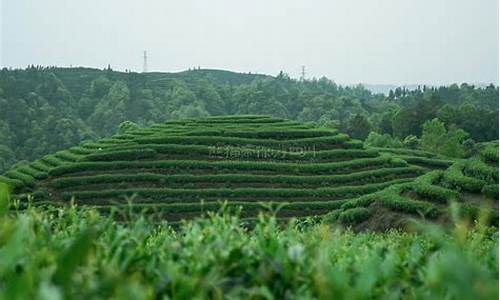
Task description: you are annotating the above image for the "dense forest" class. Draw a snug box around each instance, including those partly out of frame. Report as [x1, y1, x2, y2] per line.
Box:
[0, 66, 498, 172]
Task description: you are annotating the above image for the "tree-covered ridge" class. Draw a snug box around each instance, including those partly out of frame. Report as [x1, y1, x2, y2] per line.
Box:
[0, 66, 497, 172]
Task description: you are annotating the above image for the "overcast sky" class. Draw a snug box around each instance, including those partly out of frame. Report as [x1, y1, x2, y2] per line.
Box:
[1, 0, 498, 85]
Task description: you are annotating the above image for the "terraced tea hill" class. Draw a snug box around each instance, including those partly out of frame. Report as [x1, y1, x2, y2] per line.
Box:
[0, 115, 429, 221]
[326, 143, 499, 230]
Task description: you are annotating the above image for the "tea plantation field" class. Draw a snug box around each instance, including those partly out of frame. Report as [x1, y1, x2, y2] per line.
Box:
[0, 115, 497, 230]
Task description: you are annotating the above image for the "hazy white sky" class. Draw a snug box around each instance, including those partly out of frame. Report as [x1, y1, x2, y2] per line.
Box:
[1, 0, 498, 84]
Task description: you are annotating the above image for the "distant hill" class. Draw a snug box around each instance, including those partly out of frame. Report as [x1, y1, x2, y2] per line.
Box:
[46, 67, 271, 100]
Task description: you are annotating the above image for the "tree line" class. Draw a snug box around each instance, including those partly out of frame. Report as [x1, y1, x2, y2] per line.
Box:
[0, 66, 497, 172]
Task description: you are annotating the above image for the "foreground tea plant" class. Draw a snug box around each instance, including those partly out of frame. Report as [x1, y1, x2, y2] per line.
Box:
[0, 195, 497, 299]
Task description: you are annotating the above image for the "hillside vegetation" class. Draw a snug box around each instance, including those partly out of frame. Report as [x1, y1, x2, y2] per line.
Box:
[0, 198, 497, 299]
[0, 67, 497, 173]
[325, 143, 499, 230]
[0, 116, 425, 220]
[3, 115, 495, 230]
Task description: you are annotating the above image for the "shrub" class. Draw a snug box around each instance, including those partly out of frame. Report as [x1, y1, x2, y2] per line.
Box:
[54, 150, 82, 162]
[442, 163, 485, 193]
[379, 196, 439, 219]
[4, 170, 35, 188]
[30, 161, 52, 172]
[61, 178, 413, 201]
[396, 155, 453, 169]
[462, 159, 498, 184]
[84, 149, 157, 162]
[411, 183, 460, 204]
[134, 135, 352, 150]
[482, 184, 499, 199]
[49, 156, 400, 177]
[50, 166, 422, 189]
[479, 145, 499, 164]
[339, 207, 372, 224]
[364, 132, 402, 148]
[17, 166, 48, 180]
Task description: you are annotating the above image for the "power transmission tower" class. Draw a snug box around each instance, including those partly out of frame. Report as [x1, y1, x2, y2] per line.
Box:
[300, 65, 306, 81]
[142, 51, 148, 73]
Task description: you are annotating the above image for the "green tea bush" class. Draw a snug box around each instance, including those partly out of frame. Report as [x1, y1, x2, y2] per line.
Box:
[379, 195, 439, 218]
[442, 164, 485, 192]
[373, 147, 439, 158]
[0, 203, 496, 299]
[68, 146, 95, 155]
[395, 155, 453, 169]
[412, 183, 460, 204]
[183, 129, 338, 139]
[49, 156, 400, 177]
[134, 135, 352, 150]
[4, 170, 35, 187]
[0, 176, 24, 190]
[463, 159, 498, 183]
[85, 149, 157, 162]
[480, 145, 499, 164]
[482, 184, 499, 199]
[30, 160, 52, 172]
[340, 193, 378, 209]
[50, 166, 422, 189]
[17, 166, 47, 180]
[41, 154, 66, 167]
[61, 178, 412, 201]
[99, 143, 379, 162]
[338, 207, 372, 224]
[54, 150, 82, 162]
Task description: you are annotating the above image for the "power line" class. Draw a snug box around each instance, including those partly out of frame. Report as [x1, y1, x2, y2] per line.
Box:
[300, 65, 306, 81]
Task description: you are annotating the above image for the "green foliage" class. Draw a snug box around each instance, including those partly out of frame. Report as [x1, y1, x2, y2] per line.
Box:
[85, 149, 157, 162]
[482, 184, 499, 199]
[442, 163, 486, 193]
[134, 134, 353, 150]
[420, 118, 470, 158]
[480, 144, 499, 164]
[402, 135, 419, 149]
[0, 67, 497, 174]
[61, 178, 412, 202]
[89, 143, 379, 162]
[50, 167, 423, 189]
[379, 195, 439, 218]
[393, 155, 453, 169]
[0, 182, 9, 216]
[49, 156, 403, 177]
[0, 205, 497, 299]
[2, 114, 497, 230]
[462, 159, 498, 184]
[338, 207, 372, 224]
[118, 121, 141, 134]
[412, 182, 460, 204]
[420, 118, 447, 152]
[364, 132, 402, 148]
